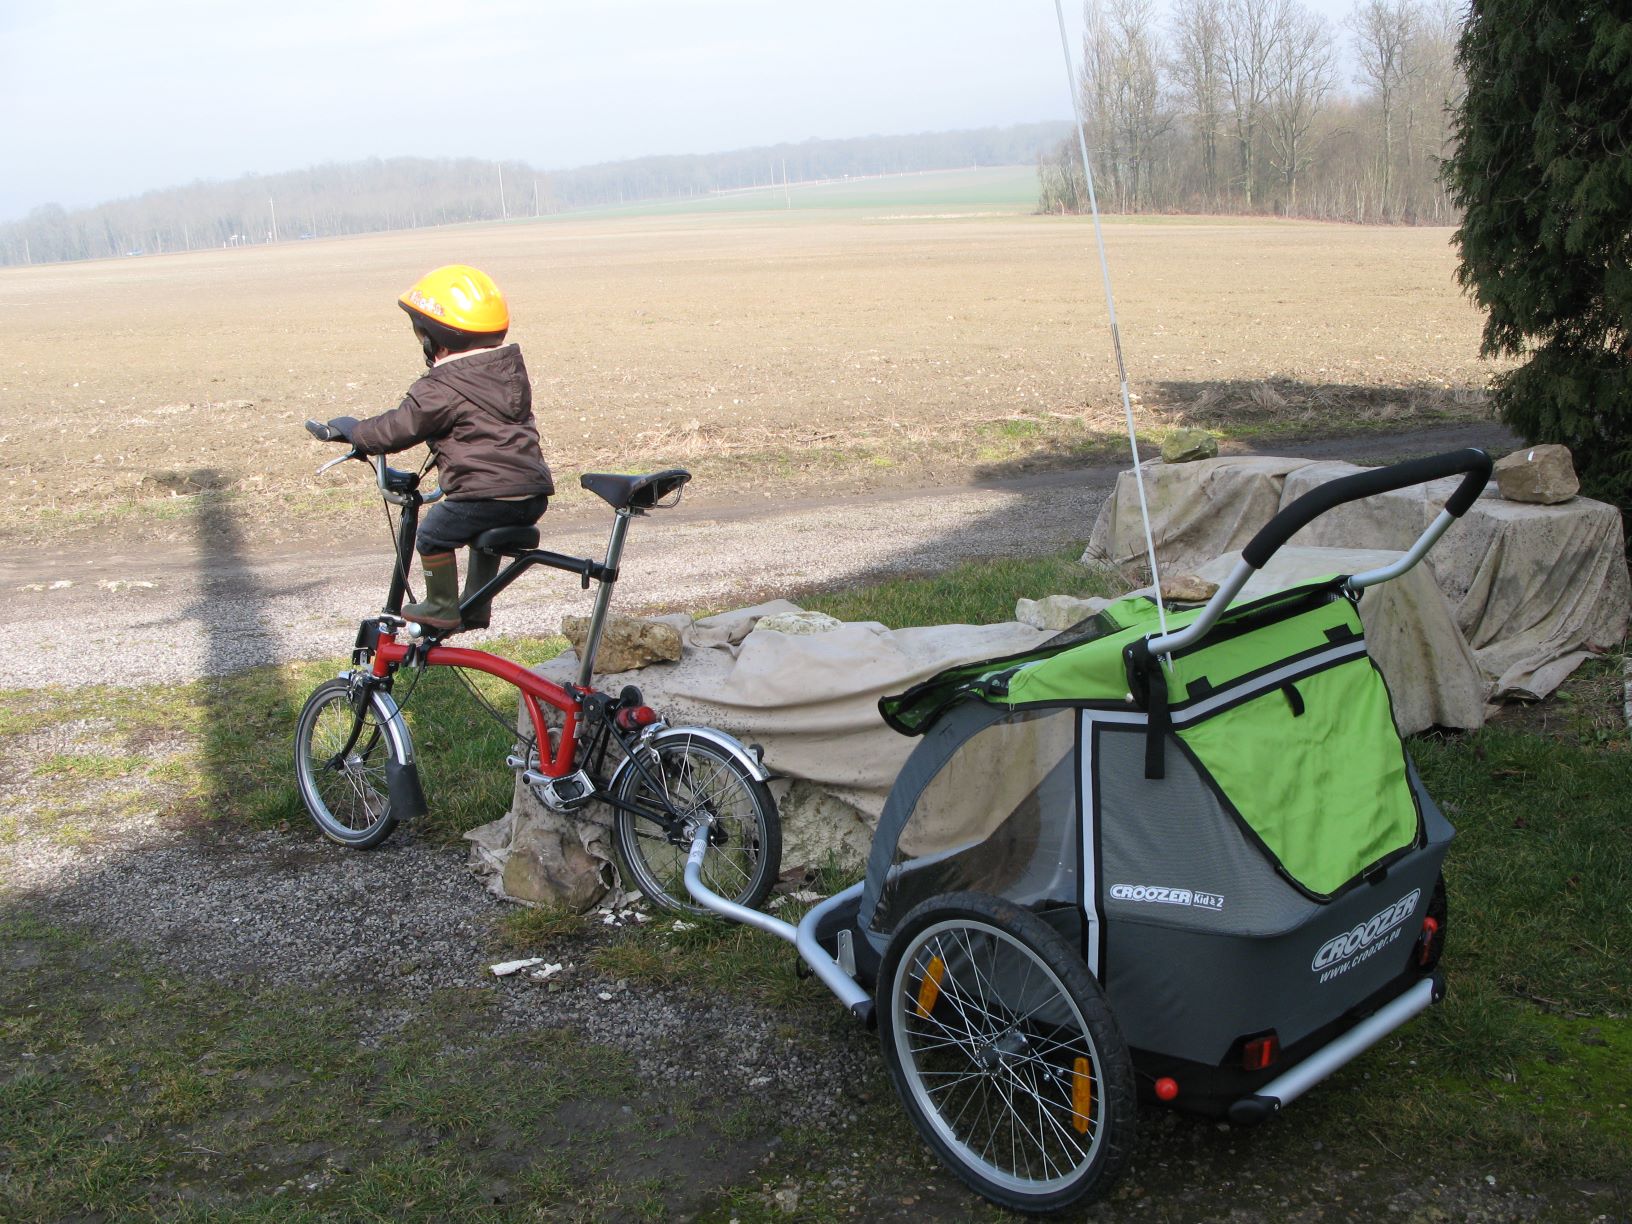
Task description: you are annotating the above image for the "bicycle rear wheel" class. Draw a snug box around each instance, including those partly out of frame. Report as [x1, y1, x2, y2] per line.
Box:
[294, 678, 405, 849]
[611, 735, 779, 914]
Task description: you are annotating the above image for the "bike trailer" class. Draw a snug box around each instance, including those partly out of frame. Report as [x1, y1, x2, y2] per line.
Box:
[864, 573, 1451, 1112]
[687, 450, 1488, 1213]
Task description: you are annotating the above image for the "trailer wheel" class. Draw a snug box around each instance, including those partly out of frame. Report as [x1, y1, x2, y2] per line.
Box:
[876, 891, 1136, 1214]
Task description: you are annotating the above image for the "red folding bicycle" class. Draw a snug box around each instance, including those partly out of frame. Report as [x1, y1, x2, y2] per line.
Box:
[293, 420, 781, 914]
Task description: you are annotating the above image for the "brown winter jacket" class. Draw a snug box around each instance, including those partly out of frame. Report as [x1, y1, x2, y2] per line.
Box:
[349, 345, 555, 499]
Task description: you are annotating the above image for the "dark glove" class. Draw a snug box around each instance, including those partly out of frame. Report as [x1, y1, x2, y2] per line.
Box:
[326, 415, 360, 442]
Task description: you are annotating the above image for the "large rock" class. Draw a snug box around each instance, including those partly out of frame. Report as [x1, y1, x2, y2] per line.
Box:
[1161, 428, 1220, 463]
[755, 610, 843, 636]
[1161, 573, 1220, 603]
[1015, 594, 1111, 630]
[1494, 444, 1579, 504]
[499, 816, 608, 912]
[560, 614, 683, 674]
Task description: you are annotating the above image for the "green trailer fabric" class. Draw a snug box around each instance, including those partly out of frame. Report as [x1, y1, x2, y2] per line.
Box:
[879, 576, 1421, 900]
[1176, 655, 1419, 896]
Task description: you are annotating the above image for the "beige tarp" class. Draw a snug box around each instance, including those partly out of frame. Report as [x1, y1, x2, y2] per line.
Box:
[467, 602, 1051, 906]
[1085, 456, 1630, 705]
[1279, 462, 1631, 699]
[1083, 456, 1312, 572]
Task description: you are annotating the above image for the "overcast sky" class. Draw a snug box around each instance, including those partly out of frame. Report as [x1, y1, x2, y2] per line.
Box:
[0, 0, 1362, 224]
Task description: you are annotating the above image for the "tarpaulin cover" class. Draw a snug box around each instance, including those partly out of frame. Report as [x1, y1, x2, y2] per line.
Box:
[1086, 456, 1630, 705]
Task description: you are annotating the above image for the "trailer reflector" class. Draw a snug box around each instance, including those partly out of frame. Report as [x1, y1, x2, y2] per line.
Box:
[1071, 1057, 1093, 1132]
[914, 956, 946, 1018]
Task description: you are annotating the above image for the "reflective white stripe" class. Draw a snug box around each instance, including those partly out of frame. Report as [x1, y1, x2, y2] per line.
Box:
[1079, 716, 1103, 976]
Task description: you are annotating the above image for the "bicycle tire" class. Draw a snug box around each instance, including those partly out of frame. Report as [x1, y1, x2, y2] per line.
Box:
[611, 734, 780, 914]
[876, 891, 1137, 1214]
[294, 678, 405, 849]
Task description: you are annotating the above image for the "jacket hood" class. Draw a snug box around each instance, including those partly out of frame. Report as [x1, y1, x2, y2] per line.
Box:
[428, 344, 531, 422]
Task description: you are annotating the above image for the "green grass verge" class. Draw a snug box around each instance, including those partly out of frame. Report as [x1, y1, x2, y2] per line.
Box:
[0, 634, 569, 851]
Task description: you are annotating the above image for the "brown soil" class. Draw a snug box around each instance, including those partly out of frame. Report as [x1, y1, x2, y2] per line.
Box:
[0, 212, 1499, 547]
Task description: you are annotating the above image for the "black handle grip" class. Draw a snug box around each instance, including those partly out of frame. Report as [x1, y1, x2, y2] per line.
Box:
[305, 418, 342, 442]
[1240, 448, 1493, 570]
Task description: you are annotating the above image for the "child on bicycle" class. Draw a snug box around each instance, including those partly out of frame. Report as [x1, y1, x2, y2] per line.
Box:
[327, 264, 554, 632]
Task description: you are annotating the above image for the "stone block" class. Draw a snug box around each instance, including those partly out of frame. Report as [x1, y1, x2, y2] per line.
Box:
[1494, 444, 1579, 504]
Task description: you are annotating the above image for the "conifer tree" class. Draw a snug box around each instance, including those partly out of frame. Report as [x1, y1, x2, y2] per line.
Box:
[1445, 2, 1632, 510]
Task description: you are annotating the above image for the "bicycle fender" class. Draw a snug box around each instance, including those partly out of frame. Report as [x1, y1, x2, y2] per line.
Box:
[360, 685, 417, 765]
[387, 760, 428, 822]
[619, 725, 774, 785]
[364, 686, 427, 821]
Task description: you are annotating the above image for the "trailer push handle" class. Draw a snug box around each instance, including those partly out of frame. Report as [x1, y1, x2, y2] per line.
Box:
[1142, 448, 1493, 660]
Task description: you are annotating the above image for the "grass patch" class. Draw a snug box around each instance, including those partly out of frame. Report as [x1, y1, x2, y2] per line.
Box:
[493, 903, 588, 951]
[0, 912, 739, 1220]
[0, 633, 569, 851]
[801, 547, 1125, 628]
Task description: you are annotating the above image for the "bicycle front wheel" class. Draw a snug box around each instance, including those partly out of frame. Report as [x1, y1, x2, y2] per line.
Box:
[611, 735, 780, 914]
[294, 678, 405, 849]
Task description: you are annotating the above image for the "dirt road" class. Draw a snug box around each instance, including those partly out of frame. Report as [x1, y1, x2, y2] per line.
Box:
[2, 423, 1512, 689]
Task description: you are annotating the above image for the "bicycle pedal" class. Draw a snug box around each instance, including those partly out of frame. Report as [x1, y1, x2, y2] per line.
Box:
[526, 769, 596, 813]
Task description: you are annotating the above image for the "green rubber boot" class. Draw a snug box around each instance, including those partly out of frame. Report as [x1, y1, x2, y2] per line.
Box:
[461, 548, 501, 630]
[402, 551, 462, 632]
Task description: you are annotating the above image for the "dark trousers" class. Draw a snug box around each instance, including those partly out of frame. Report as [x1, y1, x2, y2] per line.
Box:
[417, 495, 548, 555]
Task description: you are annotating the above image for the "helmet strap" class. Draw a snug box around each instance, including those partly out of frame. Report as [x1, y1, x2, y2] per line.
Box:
[414, 324, 439, 368]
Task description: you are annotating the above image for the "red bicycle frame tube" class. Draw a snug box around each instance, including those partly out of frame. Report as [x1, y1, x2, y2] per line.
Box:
[373, 639, 582, 778]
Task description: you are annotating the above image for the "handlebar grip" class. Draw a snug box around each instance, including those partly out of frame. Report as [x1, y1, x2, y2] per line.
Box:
[1240, 448, 1493, 570]
[305, 418, 342, 442]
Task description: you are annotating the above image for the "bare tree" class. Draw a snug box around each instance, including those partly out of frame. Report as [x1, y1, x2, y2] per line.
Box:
[1265, 3, 1338, 212]
[1169, 0, 1228, 206]
[1219, 0, 1292, 211]
[1399, 0, 1464, 220]
[1097, 0, 1174, 210]
[1350, 0, 1419, 218]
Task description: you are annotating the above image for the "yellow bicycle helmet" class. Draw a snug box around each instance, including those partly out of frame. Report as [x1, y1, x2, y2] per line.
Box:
[399, 264, 509, 365]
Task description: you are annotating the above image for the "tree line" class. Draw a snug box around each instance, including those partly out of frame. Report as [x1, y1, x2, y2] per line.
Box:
[1041, 0, 1465, 223]
[0, 123, 1069, 268]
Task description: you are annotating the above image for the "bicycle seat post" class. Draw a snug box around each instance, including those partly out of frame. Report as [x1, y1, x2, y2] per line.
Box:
[575, 508, 632, 688]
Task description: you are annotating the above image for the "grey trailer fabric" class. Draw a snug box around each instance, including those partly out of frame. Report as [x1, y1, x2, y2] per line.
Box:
[860, 705, 1081, 952]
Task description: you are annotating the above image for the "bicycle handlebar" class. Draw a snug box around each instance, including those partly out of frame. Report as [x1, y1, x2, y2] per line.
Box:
[304, 419, 442, 506]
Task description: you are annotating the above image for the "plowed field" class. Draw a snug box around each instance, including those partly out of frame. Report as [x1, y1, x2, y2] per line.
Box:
[0, 208, 1497, 545]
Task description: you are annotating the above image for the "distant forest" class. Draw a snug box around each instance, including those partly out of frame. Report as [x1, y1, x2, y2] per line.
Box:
[1042, 0, 1464, 223]
[0, 123, 1069, 268]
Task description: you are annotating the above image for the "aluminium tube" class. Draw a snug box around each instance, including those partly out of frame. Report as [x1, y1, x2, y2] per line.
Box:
[576, 509, 631, 688]
[683, 827, 871, 1016]
[1228, 976, 1440, 1124]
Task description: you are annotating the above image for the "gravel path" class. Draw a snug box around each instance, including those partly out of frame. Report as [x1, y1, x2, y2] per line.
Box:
[2, 422, 1514, 690]
[5, 467, 1117, 689]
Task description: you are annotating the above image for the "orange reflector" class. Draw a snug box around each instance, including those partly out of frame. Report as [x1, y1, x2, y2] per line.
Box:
[1071, 1057, 1093, 1133]
[914, 957, 946, 1018]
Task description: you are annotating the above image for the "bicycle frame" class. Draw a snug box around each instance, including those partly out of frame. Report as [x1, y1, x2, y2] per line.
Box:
[370, 638, 584, 779]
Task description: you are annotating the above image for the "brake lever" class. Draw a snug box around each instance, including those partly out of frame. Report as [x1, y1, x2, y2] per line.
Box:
[317, 449, 362, 476]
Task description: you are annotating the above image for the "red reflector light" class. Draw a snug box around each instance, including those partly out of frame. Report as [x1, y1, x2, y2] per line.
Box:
[1154, 1077, 1179, 1102]
[1417, 915, 1441, 967]
[1242, 1034, 1280, 1072]
[616, 705, 660, 731]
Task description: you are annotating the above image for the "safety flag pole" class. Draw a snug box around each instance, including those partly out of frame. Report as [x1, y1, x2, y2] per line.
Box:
[1052, 0, 1168, 640]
